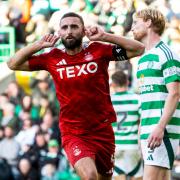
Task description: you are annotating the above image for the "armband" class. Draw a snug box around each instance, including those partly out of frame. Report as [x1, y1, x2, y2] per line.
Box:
[112, 45, 128, 61]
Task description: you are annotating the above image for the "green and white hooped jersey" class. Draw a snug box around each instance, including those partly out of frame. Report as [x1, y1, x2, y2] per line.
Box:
[137, 41, 180, 140]
[111, 91, 140, 150]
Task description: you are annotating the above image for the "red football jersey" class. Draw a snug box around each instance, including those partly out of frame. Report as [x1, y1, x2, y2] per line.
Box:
[29, 42, 116, 135]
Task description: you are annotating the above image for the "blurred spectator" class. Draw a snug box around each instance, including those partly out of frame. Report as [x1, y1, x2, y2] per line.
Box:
[163, 16, 180, 54]
[6, 81, 25, 106]
[8, 6, 26, 44]
[0, 126, 20, 179]
[123, 1, 136, 35]
[18, 158, 39, 180]
[0, 127, 4, 141]
[18, 111, 31, 124]
[0, 158, 14, 180]
[18, 131, 48, 178]
[15, 95, 40, 123]
[33, 131, 48, 168]
[25, 14, 49, 43]
[0, 1, 10, 26]
[39, 95, 52, 118]
[48, 0, 69, 33]
[115, 60, 133, 87]
[34, 131, 48, 152]
[0, 103, 19, 132]
[41, 163, 59, 180]
[0, 126, 20, 165]
[167, 0, 180, 20]
[0, 93, 9, 121]
[15, 118, 39, 150]
[39, 111, 60, 143]
[30, 0, 51, 18]
[40, 139, 62, 179]
[0, 93, 9, 109]
[18, 143, 39, 172]
[31, 77, 55, 108]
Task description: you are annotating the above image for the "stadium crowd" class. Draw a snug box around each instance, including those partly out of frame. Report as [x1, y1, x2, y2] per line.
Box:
[0, 0, 179, 180]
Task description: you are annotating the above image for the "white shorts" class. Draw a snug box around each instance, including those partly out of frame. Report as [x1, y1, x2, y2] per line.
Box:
[113, 150, 143, 178]
[141, 138, 179, 169]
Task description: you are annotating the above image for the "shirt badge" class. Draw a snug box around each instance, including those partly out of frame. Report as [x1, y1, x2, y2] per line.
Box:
[84, 52, 93, 61]
[73, 146, 81, 156]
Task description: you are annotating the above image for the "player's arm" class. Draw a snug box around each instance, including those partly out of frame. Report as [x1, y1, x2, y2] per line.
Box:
[7, 34, 59, 71]
[85, 26, 145, 59]
[148, 82, 180, 149]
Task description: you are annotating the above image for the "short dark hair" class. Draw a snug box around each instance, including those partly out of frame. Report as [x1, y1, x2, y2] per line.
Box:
[60, 12, 84, 26]
[111, 70, 128, 87]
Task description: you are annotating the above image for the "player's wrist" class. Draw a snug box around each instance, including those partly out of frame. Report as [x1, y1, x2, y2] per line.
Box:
[157, 122, 166, 130]
[101, 32, 109, 42]
[102, 33, 118, 44]
[33, 41, 44, 51]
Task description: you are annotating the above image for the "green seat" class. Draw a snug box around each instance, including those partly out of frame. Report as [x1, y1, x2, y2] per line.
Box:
[0, 27, 15, 62]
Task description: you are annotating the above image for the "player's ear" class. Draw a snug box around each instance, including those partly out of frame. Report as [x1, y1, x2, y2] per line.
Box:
[57, 29, 61, 38]
[146, 19, 152, 28]
[82, 27, 86, 37]
[110, 82, 116, 88]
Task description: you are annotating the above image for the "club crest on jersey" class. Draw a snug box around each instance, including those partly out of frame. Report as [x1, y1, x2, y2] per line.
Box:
[139, 74, 144, 86]
[84, 52, 93, 61]
[73, 146, 81, 156]
[147, 61, 154, 69]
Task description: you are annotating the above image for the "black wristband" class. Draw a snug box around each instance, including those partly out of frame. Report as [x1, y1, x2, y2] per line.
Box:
[112, 45, 128, 61]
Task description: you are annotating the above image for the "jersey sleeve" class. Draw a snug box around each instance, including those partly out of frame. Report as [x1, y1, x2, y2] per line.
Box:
[28, 49, 55, 71]
[98, 43, 115, 61]
[162, 54, 180, 84]
[99, 43, 128, 61]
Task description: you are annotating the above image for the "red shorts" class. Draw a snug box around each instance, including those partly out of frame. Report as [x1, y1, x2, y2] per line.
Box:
[62, 124, 115, 176]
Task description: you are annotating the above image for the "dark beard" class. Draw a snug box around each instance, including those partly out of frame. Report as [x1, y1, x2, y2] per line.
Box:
[61, 38, 82, 50]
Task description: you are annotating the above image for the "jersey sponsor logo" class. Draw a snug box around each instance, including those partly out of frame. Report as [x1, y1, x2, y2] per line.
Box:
[56, 62, 98, 79]
[56, 59, 67, 66]
[138, 74, 154, 93]
[140, 85, 154, 93]
[72, 146, 81, 156]
[163, 66, 179, 77]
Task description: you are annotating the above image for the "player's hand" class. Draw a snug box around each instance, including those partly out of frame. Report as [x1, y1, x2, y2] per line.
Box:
[37, 34, 59, 49]
[85, 26, 105, 41]
[147, 125, 164, 150]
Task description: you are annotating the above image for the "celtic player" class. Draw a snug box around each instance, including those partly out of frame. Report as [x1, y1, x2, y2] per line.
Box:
[132, 8, 180, 180]
[111, 70, 143, 180]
